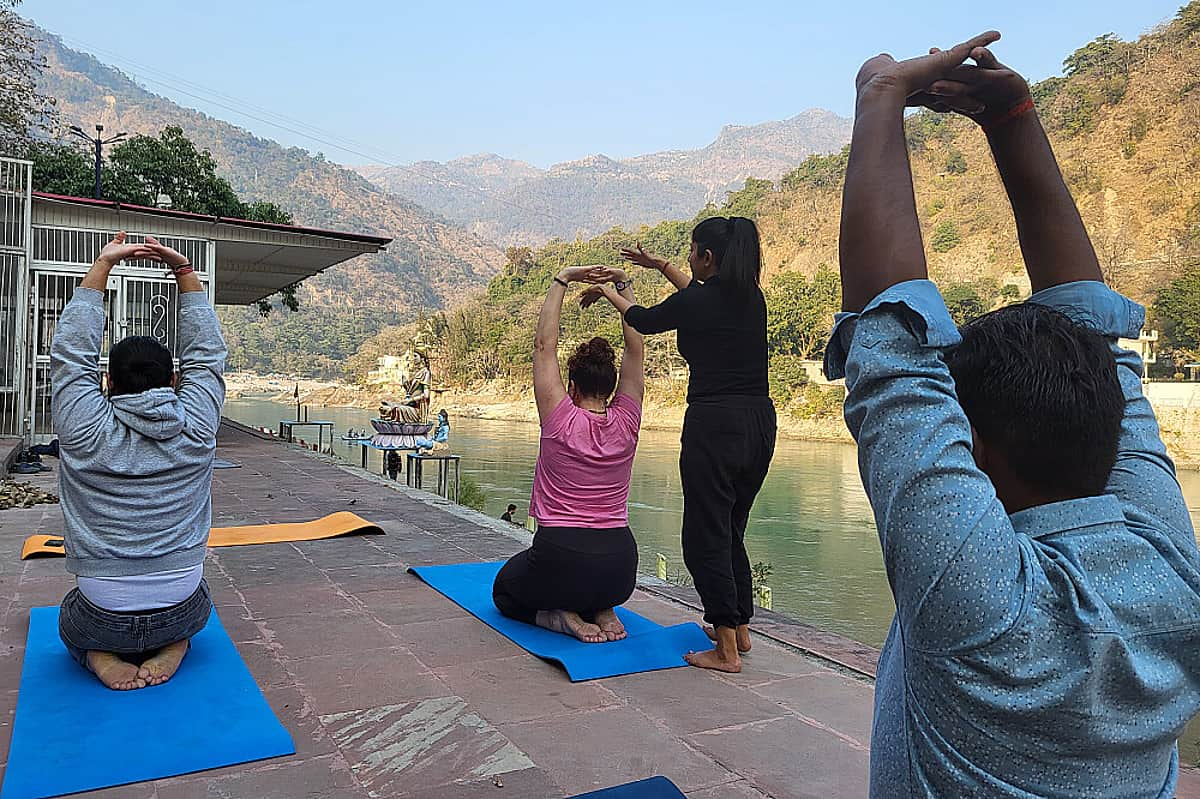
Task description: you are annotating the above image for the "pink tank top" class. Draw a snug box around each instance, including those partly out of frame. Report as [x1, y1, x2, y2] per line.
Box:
[528, 393, 642, 528]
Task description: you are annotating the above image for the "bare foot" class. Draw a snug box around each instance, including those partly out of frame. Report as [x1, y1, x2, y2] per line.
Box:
[535, 610, 606, 643]
[141, 639, 190, 686]
[87, 651, 149, 690]
[704, 624, 752, 653]
[684, 648, 742, 673]
[687, 625, 741, 672]
[594, 608, 627, 642]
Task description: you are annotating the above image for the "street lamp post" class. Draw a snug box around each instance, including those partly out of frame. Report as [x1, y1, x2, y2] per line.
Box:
[67, 124, 127, 199]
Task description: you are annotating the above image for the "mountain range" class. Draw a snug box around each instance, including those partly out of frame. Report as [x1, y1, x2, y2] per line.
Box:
[34, 30, 504, 315]
[355, 109, 851, 246]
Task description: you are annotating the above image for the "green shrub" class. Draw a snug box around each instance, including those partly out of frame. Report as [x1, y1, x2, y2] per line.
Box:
[790, 383, 846, 421]
[458, 474, 488, 512]
[768, 353, 811, 405]
[944, 150, 968, 175]
[931, 221, 961, 253]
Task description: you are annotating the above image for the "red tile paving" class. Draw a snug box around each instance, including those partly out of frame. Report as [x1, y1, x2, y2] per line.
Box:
[0, 420, 1196, 798]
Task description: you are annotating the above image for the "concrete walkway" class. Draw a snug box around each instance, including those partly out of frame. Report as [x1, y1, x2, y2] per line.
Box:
[0, 422, 1196, 798]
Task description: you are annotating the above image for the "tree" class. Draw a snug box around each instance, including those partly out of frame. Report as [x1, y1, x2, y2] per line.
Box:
[944, 149, 968, 175]
[930, 221, 961, 253]
[26, 140, 92, 195]
[942, 283, 987, 325]
[781, 146, 849, 191]
[1180, 1, 1200, 35]
[722, 177, 774, 218]
[764, 266, 841, 360]
[105, 126, 246, 215]
[0, 0, 56, 154]
[1063, 34, 1124, 77]
[1153, 268, 1200, 363]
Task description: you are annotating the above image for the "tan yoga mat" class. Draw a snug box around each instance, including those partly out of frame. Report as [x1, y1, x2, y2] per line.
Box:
[20, 511, 385, 560]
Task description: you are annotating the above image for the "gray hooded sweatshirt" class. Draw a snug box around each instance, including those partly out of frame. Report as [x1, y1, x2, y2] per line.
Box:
[50, 287, 226, 577]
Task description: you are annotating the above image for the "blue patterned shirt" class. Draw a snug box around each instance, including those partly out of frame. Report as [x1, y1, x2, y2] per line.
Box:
[824, 280, 1200, 798]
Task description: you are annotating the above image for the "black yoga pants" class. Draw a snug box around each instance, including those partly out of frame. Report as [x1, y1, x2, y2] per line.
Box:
[679, 400, 776, 630]
[492, 525, 638, 624]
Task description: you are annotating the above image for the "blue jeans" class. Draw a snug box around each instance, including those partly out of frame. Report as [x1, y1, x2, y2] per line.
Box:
[57, 580, 212, 667]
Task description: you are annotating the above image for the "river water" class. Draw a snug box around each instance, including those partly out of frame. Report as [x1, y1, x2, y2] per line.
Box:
[224, 396, 1200, 650]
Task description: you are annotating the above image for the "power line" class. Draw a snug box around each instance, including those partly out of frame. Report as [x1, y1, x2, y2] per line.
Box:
[56, 34, 570, 226]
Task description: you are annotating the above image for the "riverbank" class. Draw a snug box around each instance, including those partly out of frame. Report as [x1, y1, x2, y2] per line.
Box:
[225, 371, 1200, 467]
[226, 372, 852, 443]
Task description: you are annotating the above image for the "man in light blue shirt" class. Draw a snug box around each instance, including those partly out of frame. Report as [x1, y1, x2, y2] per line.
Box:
[831, 32, 1200, 797]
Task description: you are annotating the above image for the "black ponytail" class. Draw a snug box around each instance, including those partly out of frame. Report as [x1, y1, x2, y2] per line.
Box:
[691, 215, 762, 297]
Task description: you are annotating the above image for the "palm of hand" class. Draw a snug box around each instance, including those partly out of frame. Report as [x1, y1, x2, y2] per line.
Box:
[619, 244, 661, 271]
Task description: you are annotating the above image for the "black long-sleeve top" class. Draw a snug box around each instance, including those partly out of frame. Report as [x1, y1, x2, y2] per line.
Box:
[624, 276, 769, 403]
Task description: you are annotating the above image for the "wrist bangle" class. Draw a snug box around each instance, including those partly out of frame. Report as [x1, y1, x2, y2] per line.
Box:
[173, 265, 195, 276]
[553, 276, 569, 288]
[984, 98, 1035, 133]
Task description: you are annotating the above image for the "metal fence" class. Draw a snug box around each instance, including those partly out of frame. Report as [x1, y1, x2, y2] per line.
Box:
[0, 158, 31, 439]
[32, 227, 210, 274]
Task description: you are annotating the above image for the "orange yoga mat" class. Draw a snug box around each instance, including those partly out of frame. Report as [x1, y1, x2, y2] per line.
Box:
[20, 511, 384, 560]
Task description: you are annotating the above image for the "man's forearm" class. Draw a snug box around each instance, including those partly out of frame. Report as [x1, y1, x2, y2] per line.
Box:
[987, 112, 1102, 291]
[175, 270, 204, 293]
[840, 87, 929, 312]
[79, 256, 115, 291]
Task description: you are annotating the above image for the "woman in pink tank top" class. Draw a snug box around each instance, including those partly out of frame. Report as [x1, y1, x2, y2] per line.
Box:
[491, 264, 645, 643]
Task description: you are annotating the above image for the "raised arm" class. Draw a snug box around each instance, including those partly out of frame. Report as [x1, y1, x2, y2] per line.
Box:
[921, 50, 1193, 540]
[51, 232, 147, 451]
[828, 33, 1026, 653]
[137, 236, 227, 441]
[581, 269, 644, 404]
[533, 266, 603, 423]
[620, 243, 690, 292]
[919, 47, 1101, 289]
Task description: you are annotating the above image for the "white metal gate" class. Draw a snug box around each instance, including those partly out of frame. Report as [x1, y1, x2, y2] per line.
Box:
[26, 228, 210, 441]
[0, 158, 31, 439]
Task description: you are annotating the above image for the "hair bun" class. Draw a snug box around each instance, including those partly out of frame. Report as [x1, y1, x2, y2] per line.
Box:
[578, 336, 615, 364]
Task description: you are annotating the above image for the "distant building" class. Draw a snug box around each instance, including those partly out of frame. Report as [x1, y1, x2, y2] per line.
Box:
[1118, 329, 1158, 377]
[0, 155, 391, 442]
[367, 355, 408, 387]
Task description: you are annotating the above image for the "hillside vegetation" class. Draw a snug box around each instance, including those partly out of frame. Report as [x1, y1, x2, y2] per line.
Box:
[357, 6, 1200, 419]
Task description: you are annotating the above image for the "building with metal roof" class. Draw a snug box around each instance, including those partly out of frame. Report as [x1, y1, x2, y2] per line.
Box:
[0, 156, 392, 442]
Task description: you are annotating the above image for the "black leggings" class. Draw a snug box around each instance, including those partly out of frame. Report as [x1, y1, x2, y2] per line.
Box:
[680, 399, 776, 630]
[492, 525, 638, 624]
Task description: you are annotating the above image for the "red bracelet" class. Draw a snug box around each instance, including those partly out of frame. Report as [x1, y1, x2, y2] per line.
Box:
[172, 266, 194, 276]
[984, 98, 1035, 133]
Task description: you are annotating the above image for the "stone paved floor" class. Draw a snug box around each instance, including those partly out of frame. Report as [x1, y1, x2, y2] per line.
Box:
[0, 424, 875, 798]
[0, 422, 1196, 798]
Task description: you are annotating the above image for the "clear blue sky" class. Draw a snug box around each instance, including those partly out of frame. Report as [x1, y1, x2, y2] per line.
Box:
[23, 0, 1185, 168]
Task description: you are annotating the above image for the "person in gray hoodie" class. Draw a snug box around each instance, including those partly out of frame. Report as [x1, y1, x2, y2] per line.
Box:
[52, 231, 226, 691]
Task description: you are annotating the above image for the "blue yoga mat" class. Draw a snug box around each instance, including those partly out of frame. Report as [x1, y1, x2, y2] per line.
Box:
[409, 561, 711, 681]
[2, 607, 295, 799]
[570, 776, 687, 798]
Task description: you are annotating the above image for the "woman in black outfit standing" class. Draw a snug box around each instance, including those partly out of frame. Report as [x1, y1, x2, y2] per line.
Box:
[590, 217, 775, 672]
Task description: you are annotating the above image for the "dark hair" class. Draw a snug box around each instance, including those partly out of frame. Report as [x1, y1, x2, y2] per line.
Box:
[108, 335, 174, 396]
[691, 216, 763, 296]
[507, 504, 517, 512]
[567, 337, 617, 399]
[945, 303, 1123, 498]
